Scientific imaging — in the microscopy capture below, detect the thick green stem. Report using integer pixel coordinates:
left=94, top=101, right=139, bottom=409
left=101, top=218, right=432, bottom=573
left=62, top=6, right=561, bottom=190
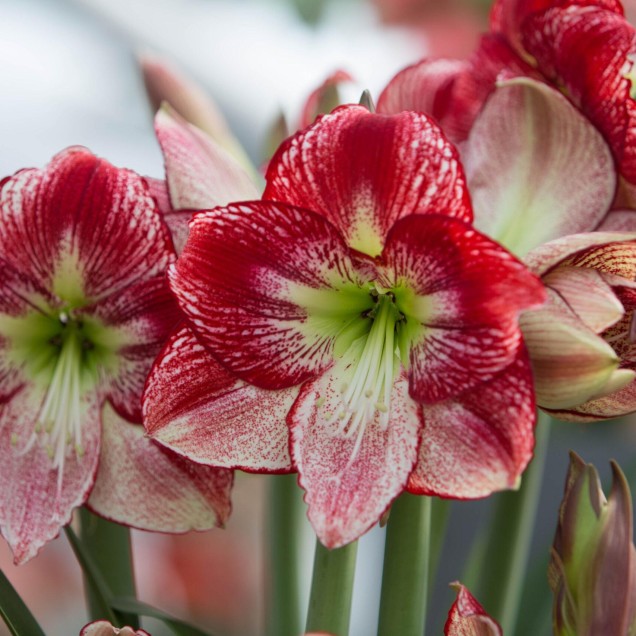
left=305, top=540, right=358, bottom=636
left=266, top=474, right=301, bottom=636
left=378, top=493, right=432, bottom=636
left=79, top=508, right=138, bottom=627
left=475, top=411, right=551, bottom=634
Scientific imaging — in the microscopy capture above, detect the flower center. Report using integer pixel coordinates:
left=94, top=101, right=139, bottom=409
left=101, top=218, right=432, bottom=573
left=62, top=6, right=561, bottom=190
left=326, top=290, right=403, bottom=464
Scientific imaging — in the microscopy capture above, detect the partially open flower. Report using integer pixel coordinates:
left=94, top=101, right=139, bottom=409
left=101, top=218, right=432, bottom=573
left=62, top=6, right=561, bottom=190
left=522, top=232, right=636, bottom=419
left=144, top=105, right=545, bottom=548
left=550, top=452, right=636, bottom=635
left=445, top=583, right=502, bottom=636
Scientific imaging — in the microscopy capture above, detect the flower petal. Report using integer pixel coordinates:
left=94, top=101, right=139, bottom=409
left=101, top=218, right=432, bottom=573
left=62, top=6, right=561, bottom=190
left=298, top=69, right=353, bottom=130
left=598, top=210, right=636, bottom=232
left=82, top=276, right=181, bottom=423
left=465, top=78, right=615, bottom=256
left=144, top=176, right=191, bottom=254
left=289, top=363, right=421, bottom=548
left=408, top=348, right=535, bottom=499
left=445, top=582, right=502, bottom=636
left=264, top=105, right=472, bottom=257
left=88, top=403, right=233, bottom=531
left=0, top=147, right=174, bottom=303
left=524, top=5, right=636, bottom=182
left=155, top=106, right=259, bottom=211
left=521, top=289, right=626, bottom=409
left=380, top=214, right=545, bottom=402
left=81, top=620, right=151, bottom=636
left=143, top=326, right=295, bottom=472
left=170, top=201, right=371, bottom=389
left=0, top=384, right=101, bottom=564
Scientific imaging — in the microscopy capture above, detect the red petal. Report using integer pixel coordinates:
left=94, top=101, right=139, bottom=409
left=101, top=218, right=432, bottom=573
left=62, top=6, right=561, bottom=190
left=298, top=69, right=353, bottom=130
left=83, top=276, right=181, bottom=423
left=444, top=582, right=502, bottom=636
left=264, top=105, right=472, bottom=256
left=408, top=348, right=536, bottom=499
left=155, top=106, right=258, bottom=211
left=88, top=403, right=233, bottom=531
left=0, top=384, right=101, bottom=564
left=144, top=176, right=191, bottom=254
left=289, top=365, right=421, bottom=548
left=524, top=5, right=636, bottom=182
left=143, top=326, right=295, bottom=472
left=0, top=147, right=174, bottom=303
left=81, top=620, right=151, bottom=636
left=170, top=201, right=370, bottom=389
left=465, top=78, right=615, bottom=256
left=380, top=214, right=545, bottom=402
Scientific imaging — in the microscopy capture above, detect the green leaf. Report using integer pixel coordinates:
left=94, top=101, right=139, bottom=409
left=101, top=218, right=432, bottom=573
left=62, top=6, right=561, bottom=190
left=0, top=568, right=45, bottom=636
left=110, top=597, right=214, bottom=636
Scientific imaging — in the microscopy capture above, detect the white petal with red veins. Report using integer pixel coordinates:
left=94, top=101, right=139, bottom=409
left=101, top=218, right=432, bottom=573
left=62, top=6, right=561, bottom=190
left=88, top=403, right=233, bottom=531
left=143, top=326, right=295, bottom=472
left=465, top=78, right=615, bottom=257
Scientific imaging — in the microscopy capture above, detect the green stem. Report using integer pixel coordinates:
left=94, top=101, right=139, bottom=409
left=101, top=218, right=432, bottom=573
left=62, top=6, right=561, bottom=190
left=378, top=493, right=432, bottom=636
left=79, top=508, right=138, bottom=627
left=305, top=540, right=358, bottom=636
left=266, top=474, right=301, bottom=636
left=475, top=410, right=551, bottom=633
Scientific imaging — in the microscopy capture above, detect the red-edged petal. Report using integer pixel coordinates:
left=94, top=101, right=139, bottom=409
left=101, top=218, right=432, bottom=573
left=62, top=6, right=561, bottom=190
left=0, top=384, right=101, bottom=564
left=264, top=105, right=472, bottom=256
left=88, top=403, right=233, bottom=531
left=379, top=214, right=545, bottom=403
left=81, top=620, right=151, bottom=636
left=155, top=106, right=258, bottom=211
left=80, top=276, right=180, bottom=423
left=298, top=69, right=353, bottom=130
left=144, top=176, right=191, bottom=254
left=444, top=582, right=502, bottom=636
left=289, top=364, right=421, bottom=548
left=0, top=147, right=174, bottom=303
left=143, top=326, right=295, bottom=472
left=523, top=5, right=636, bottom=182
left=408, top=348, right=535, bottom=499
left=170, top=201, right=371, bottom=389
left=465, top=78, right=615, bottom=256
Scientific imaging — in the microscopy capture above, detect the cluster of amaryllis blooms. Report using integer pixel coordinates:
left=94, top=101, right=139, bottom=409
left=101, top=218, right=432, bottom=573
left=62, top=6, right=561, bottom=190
left=4, top=0, right=636, bottom=633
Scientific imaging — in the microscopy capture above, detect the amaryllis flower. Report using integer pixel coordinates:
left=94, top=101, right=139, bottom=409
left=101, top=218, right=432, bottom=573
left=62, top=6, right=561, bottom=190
left=445, top=583, right=502, bottom=636
left=80, top=621, right=151, bottom=636
left=521, top=232, right=636, bottom=420
left=0, top=148, right=232, bottom=564
left=550, top=452, right=636, bottom=635
left=144, top=105, right=545, bottom=547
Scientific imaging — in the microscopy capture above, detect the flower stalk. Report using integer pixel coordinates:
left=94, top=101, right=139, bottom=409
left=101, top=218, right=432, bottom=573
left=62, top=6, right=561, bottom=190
left=305, top=539, right=358, bottom=636
left=378, top=493, right=432, bottom=636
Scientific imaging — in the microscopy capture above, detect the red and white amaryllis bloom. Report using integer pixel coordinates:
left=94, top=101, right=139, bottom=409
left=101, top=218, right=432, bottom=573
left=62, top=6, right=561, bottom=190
left=0, top=148, right=233, bottom=564
left=445, top=583, right=502, bottom=636
left=144, top=105, right=545, bottom=548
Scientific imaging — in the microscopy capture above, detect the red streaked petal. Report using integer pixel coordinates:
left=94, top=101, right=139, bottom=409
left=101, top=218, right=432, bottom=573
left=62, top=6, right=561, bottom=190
left=524, top=5, right=636, bottom=182
left=88, top=403, right=233, bottom=531
left=445, top=582, right=502, bottom=636
left=143, top=326, right=295, bottom=472
left=0, top=384, right=101, bottom=564
left=465, top=78, right=615, bottom=256
left=377, top=58, right=471, bottom=142
left=170, top=201, right=370, bottom=389
left=155, top=106, right=258, bottom=211
left=264, top=105, right=472, bottom=256
left=298, top=69, right=353, bottom=130
left=0, top=147, right=174, bottom=303
left=380, top=214, right=545, bottom=402
left=408, top=348, right=535, bottom=499
left=81, top=276, right=181, bottom=423
left=289, top=365, right=421, bottom=548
